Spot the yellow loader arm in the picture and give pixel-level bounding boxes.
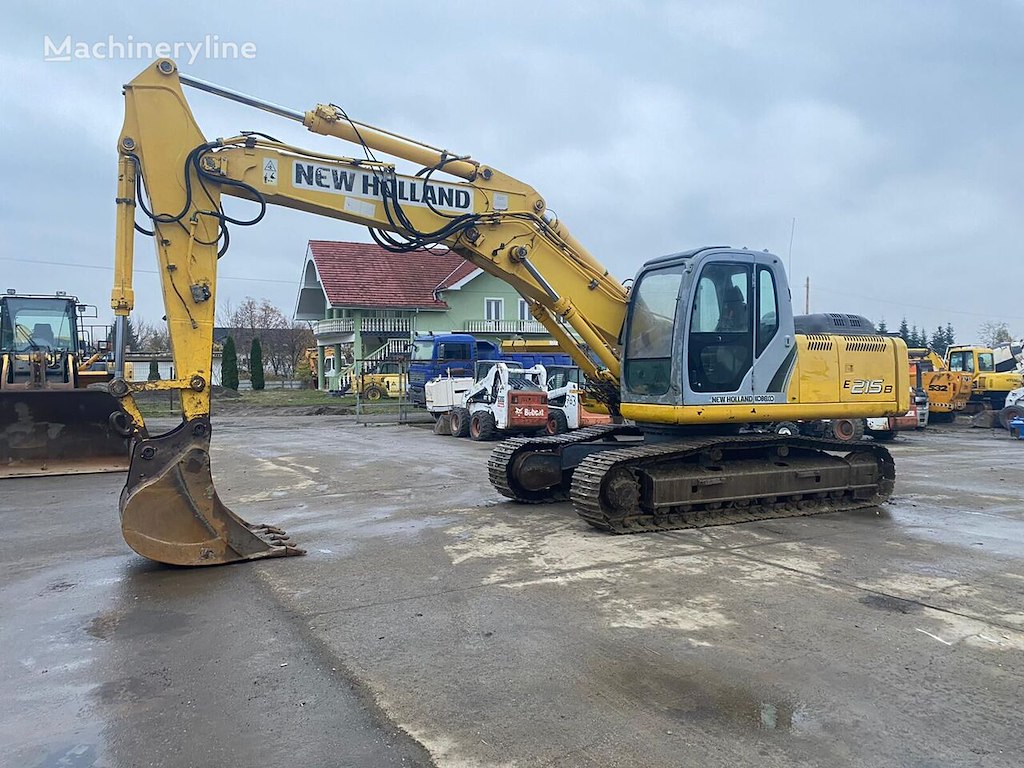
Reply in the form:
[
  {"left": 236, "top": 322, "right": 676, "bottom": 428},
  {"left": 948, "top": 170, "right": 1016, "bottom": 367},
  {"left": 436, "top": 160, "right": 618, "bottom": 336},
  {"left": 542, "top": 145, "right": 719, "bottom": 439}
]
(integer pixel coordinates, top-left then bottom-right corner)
[{"left": 111, "top": 59, "right": 630, "bottom": 565}]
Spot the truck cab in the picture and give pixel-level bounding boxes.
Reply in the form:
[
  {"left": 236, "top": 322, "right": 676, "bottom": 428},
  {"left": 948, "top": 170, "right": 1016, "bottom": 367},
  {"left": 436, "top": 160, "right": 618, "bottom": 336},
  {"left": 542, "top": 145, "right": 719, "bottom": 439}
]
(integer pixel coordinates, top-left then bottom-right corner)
[
  {"left": 407, "top": 333, "right": 495, "bottom": 405},
  {"left": 407, "top": 333, "right": 572, "bottom": 405}
]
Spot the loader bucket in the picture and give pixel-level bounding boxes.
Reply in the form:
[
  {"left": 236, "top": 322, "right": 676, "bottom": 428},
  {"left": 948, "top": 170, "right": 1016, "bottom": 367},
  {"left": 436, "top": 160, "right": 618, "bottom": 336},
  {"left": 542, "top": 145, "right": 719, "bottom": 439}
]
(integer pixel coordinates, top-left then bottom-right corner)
[
  {"left": 0, "top": 390, "right": 131, "bottom": 478},
  {"left": 119, "top": 417, "right": 305, "bottom": 566}
]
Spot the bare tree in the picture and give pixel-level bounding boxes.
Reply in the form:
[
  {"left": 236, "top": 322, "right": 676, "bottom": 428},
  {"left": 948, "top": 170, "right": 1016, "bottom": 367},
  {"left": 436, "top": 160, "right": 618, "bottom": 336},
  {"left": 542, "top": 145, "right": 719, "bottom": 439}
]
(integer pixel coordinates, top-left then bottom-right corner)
[
  {"left": 216, "top": 297, "right": 235, "bottom": 327},
  {"left": 226, "top": 298, "right": 312, "bottom": 379},
  {"left": 979, "top": 321, "right": 1014, "bottom": 348},
  {"left": 134, "top": 317, "right": 170, "bottom": 352},
  {"left": 265, "top": 323, "right": 315, "bottom": 378}
]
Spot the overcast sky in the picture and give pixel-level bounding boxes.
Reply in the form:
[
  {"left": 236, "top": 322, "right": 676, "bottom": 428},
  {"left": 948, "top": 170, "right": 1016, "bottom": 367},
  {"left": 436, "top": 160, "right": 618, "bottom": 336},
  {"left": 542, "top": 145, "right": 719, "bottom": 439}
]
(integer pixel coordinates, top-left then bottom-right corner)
[{"left": 1, "top": 1, "right": 1022, "bottom": 342}]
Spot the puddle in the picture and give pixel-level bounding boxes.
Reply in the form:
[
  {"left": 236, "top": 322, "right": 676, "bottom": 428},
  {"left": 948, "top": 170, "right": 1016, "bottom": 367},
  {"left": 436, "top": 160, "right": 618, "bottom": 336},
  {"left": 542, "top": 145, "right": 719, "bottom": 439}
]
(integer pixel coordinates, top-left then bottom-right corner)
[
  {"left": 85, "top": 609, "right": 189, "bottom": 641},
  {"left": 589, "top": 653, "right": 819, "bottom": 734},
  {"left": 90, "top": 676, "right": 151, "bottom": 706},
  {"left": 664, "top": 684, "right": 817, "bottom": 733},
  {"left": 859, "top": 593, "right": 924, "bottom": 614},
  {"left": 30, "top": 742, "right": 98, "bottom": 768}
]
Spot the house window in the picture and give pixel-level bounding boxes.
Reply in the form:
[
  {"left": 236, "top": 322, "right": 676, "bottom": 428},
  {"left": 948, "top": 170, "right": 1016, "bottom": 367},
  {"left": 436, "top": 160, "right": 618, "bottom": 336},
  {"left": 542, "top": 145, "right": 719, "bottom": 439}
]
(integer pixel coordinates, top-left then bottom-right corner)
[
  {"left": 518, "top": 299, "right": 531, "bottom": 322},
  {"left": 485, "top": 298, "right": 504, "bottom": 322}
]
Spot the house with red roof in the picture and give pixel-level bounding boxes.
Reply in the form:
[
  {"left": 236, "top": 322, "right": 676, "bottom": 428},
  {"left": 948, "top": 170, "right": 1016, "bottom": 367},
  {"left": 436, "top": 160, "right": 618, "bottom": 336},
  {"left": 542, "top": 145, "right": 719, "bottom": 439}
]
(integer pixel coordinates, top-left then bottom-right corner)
[{"left": 294, "top": 240, "right": 549, "bottom": 389}]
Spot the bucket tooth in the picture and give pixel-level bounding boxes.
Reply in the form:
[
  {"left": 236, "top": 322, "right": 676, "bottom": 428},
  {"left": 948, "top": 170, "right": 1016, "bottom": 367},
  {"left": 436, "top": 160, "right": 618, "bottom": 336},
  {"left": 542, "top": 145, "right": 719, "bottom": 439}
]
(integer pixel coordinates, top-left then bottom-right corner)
[{"left": 119, "top": 417, "right": 305, "bottom": 566}]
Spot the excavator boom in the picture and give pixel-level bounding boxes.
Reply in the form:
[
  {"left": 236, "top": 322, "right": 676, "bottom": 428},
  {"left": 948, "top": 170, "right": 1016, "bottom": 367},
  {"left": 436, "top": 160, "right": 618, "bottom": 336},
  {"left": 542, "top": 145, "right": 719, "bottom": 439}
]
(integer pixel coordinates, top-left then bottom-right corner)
[{"left": 111, "top": 59, "right": 630, "bottom": 565}]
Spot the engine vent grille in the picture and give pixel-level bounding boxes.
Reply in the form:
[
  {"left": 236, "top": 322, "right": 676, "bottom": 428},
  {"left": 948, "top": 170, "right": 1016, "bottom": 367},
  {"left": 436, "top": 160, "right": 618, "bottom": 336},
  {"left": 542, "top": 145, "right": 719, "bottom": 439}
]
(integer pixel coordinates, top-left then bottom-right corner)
[
  {"left": 805, "top": 334, "right": 833, "bottom": 351},
  {"left": 844, "top": 337, "right": 888, "bottom": 353}
]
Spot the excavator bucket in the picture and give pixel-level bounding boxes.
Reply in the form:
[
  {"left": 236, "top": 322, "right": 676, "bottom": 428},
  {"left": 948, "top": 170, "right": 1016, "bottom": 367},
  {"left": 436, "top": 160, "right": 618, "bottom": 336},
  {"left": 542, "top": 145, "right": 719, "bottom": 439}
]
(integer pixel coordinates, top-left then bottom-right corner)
[
  {"left": 0, "top": 390, "right": 131, "bottom": 478},
  {"left": 119, "top": 417, "right": 305, "bottom": 566}
]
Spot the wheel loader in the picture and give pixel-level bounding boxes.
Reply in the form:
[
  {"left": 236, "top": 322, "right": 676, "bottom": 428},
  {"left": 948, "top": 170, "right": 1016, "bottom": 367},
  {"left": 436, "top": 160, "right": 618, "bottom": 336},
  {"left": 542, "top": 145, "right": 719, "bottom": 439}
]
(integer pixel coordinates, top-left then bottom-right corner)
[
  {"left": 1, "top": 292, "right": 132, "bottom": 477},
  {"left": 103, "top": 60, "right": 909, "bottom": 565}
]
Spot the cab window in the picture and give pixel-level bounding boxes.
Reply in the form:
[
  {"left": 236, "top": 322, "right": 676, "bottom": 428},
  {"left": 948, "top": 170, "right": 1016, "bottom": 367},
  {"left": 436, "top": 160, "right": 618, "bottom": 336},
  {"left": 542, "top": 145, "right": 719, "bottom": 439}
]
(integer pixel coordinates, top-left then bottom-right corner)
[
  {"left": 438, "top": 342, "right": 470, "bottom": 361},
  {"left": 756, "top": 267, "right": 779, "bottom": 357},
  {"left": 949, "top": 351, "right": 973, "bottom": 373},
  {"left": 624, "top": 265, "right": 685, "bottom": 396},
  {"left": 687, "top": 263, "right": 752, "bottom": 393}
]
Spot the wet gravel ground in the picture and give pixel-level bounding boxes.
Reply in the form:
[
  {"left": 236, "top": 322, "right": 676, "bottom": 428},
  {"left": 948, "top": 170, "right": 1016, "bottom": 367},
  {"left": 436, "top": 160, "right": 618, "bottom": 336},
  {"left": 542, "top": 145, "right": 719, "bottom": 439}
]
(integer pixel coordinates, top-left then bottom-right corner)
[{"left": 2, "top": 417, "right": 1021, "bottom": 767}]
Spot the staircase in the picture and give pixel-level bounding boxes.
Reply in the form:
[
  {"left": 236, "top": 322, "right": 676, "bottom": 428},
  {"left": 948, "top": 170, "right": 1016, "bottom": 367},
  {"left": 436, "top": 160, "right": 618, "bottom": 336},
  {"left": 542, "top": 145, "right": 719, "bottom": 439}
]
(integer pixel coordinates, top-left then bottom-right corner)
[{"left": 331, "top": 338, "right": 410, "bottom": 392}]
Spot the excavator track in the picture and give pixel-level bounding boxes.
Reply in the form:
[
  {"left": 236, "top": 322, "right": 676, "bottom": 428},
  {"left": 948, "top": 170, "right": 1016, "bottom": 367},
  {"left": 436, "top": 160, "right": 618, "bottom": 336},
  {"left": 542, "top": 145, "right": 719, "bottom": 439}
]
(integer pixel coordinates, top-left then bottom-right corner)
[
  {"left": 570, "top": 435, "right": 895, "bottom": 533},
  {"left": 488, "top": 424, "right": 641, "bottom": 504}
]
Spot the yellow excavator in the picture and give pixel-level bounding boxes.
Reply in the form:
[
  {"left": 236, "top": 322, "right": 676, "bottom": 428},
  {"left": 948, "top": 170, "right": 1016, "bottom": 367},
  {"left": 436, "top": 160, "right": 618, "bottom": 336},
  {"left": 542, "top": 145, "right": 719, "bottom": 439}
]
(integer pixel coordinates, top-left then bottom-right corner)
[
  {"left": 944, "top": 345, "right": 1023, "bottom": 413},
  {"left": 906, "top": 348, "right": 973, "bottom": 422},
  {"left": 108, "top": 60, "right": 909, "bottom": 566}
]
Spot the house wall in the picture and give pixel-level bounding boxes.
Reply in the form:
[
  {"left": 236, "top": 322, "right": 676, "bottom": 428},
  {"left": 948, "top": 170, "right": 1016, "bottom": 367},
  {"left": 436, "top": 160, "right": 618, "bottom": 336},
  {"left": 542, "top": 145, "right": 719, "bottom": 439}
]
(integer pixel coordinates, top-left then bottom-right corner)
[{"left": 424, "top": 273, "right": 531, "bottom": 333}]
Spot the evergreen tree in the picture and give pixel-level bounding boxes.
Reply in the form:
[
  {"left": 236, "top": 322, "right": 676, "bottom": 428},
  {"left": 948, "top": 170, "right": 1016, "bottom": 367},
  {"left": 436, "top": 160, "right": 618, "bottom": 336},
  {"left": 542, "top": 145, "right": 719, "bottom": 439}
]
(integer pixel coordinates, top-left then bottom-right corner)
[
  {"left": 125, "top": 318, "right": 140, "bottom": 352},
  {"left": 898, "top": 317, "right": 910, "bottom": 342},
  {"left": 932, "top": 326, "right": 946, "bottom": 355},
  {"left": 876, "top": 318, "right": 889, "bottom": 334},
  {"left": 147, "top": 359, "right": 161, "bottom": 381},
  {"left": 222, "top": 336, "right": 239, "bottom": 390},
  {"left": 250, "top": 337, "right": 265, "bottom": 391},
  {"left": 107, "top": 318, "right": 141, "bottom": 352},
  {"left": 945, "top": 323, "right": 955, "bottom": 348},
  {"left": 908, "top": 325, "right": 920, "bottom": 347},
  {"left": 919, "top": 330, "right": 928, "bottom": 349}
]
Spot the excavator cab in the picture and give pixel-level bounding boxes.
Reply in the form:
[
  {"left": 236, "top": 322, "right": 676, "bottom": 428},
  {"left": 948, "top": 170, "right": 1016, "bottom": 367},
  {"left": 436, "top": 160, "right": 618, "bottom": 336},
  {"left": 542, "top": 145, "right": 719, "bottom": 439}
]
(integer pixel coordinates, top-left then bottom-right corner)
[
  {"left": 0, "top": 293, "right": 131, "bottom": 477},
  {"left": 622, "top": 248, "right": 794, "bottom": 411}
]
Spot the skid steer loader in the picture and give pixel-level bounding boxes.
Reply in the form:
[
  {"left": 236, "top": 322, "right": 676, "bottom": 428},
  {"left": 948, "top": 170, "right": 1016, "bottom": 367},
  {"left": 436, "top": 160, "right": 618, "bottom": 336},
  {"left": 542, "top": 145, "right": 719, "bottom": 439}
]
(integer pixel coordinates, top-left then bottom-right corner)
[{"left": 1, "top": 292, "right": 132, "bottom": 477}]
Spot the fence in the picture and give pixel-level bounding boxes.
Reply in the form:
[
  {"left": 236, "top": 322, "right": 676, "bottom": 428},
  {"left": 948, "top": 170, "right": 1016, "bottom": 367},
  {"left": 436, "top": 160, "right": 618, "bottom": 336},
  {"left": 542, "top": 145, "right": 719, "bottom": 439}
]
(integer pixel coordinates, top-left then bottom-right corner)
[{"left": 346, "top": 357, "right": 433, "bottom": 426}]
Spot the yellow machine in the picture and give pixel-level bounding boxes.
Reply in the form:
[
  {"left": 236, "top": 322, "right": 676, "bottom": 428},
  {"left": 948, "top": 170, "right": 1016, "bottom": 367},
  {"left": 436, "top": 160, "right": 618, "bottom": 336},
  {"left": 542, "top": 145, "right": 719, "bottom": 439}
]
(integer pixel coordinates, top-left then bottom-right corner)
[
  {"left": 307, "top": 346, "right": 405, "bottom": 398},
  {"left": 107, "top": 60, "right": 908, "bottom": 565},
  {"left": 945, "top": 345, "right": 1023, "bottom": 413},
  {"left": 906, "top": 348, "right": 972, "bottom": 422},
  {"left": 349, "top": 361, "right": 407, "bottom": 400},
  {"left": 1, "top": 292, "right": 131, "bottom": 477}
]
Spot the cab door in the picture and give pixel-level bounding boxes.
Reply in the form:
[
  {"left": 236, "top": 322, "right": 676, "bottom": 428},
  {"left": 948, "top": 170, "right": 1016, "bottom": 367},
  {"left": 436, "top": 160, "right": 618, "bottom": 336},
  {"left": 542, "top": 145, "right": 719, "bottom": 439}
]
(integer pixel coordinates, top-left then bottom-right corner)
[
  {"left": 749, "top": 253, "right": 796, "bottom": 402},
  {"left": 683, "top": 256, "right": 755, "bottom": 406}
]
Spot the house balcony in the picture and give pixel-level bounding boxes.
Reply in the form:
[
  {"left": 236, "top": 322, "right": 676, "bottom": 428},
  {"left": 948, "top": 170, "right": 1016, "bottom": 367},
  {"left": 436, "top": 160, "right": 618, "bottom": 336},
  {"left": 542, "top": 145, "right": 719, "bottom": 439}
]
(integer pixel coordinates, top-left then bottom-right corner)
[
  {"left": 314, "top": 317, "right": 413, "bottom": 337},
  {"left": 462, "top": 319, "right": 547, "bottom": 335}
]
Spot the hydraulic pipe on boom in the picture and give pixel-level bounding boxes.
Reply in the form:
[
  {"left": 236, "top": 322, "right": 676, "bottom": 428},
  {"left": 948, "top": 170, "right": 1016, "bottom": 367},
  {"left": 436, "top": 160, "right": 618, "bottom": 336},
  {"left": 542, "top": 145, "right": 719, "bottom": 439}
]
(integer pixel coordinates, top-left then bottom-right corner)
[{"left": 111, "top": 59, "right": 908, "bottom": 567}]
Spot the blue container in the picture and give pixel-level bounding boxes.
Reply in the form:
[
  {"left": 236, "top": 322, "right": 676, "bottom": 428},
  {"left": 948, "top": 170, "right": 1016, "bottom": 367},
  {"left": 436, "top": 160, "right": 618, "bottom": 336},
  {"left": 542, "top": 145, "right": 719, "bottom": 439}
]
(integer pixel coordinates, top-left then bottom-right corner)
[{"left": 1011, "top": 417, "right": 1024, "bottom": 440}]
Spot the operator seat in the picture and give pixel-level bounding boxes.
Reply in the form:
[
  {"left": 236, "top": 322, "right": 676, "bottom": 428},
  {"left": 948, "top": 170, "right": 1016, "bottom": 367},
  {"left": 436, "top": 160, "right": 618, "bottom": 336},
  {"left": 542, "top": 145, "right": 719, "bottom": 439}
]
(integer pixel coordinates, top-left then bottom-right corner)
[
  {"left": 717, "top": 287, "right": 748, "bottom": 332},
  {"left": 32, "top": 323, "right": 56, "bottom": 347},
  {"left": 691, "top": 286, "right": 752, "bottom": 392}
]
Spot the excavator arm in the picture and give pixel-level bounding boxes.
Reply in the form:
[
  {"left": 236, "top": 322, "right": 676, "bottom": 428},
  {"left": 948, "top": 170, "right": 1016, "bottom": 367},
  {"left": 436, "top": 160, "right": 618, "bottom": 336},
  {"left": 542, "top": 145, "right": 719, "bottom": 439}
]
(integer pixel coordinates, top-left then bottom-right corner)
[{"left": 112, "top": 59, "right": 629, "bottom": 565}]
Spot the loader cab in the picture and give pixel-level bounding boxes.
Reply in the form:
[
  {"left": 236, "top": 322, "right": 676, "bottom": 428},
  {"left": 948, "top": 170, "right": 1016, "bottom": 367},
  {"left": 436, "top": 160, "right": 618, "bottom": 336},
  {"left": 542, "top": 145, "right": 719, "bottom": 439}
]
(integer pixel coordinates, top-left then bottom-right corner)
[
  {"left": 542, "top": 365, "right": 584, "bottom": 392},
  {"left": 621, "top": 248, "right": 795, "bottom": 409},
  {"left": 1, "top": 295, "right": 80, "bottom": 354}
]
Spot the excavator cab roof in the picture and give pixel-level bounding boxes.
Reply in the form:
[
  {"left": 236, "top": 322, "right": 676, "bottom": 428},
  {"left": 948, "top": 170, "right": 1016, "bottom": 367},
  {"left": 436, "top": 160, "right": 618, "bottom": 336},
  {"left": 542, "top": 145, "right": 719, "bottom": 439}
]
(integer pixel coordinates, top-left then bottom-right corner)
[{"left": 639, "top": 245, "right": 737, "bottom": 270}]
